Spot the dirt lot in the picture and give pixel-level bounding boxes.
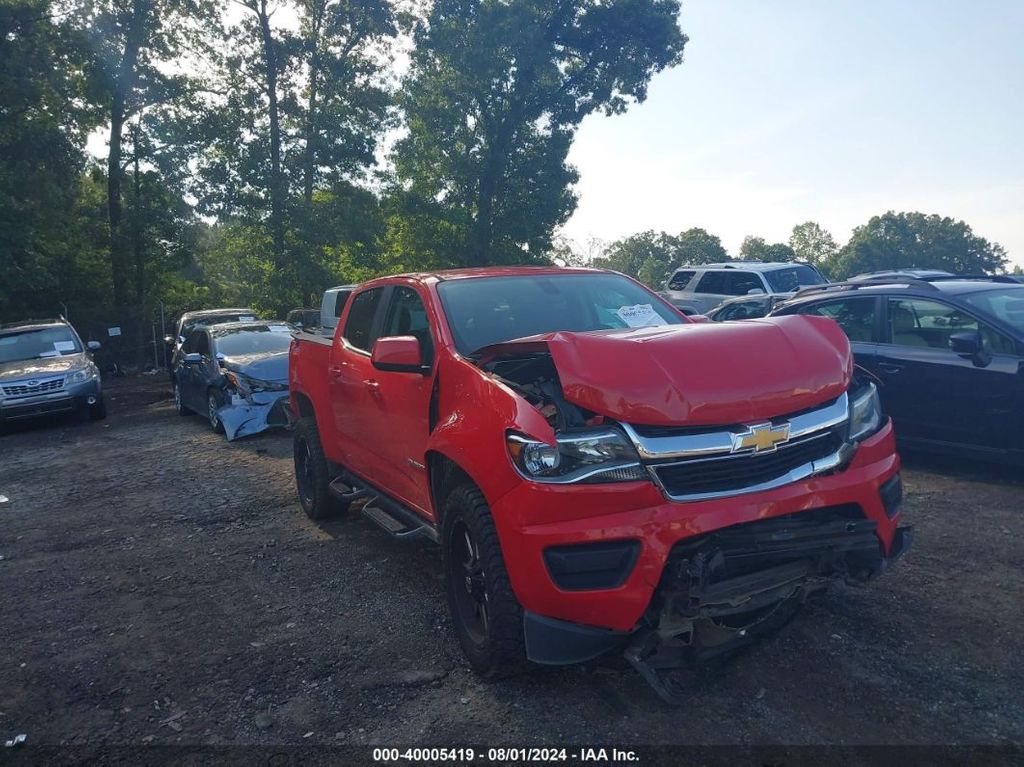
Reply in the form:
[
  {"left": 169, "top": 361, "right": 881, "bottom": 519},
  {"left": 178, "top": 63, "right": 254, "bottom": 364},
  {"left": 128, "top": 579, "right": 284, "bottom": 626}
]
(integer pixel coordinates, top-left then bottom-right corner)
[{"left": 0, "top": 374, "right": 1022, "bottom": 748}]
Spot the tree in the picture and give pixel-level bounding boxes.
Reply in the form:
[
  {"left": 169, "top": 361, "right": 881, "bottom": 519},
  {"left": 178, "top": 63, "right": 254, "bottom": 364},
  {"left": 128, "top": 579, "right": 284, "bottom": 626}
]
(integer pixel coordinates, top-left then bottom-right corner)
[
  {"left": 834, "top": 211, "right": 1008, "bottom": 279},
  {"left": 740, "top": 235, "right": 794, "bottom": 262},
  {"left": 789, "top": 221, "right": 838, "bottom": 276},
  {"left": 393, "top": 0, "right": 687, "bottom": 266},
  {"left": 73, "top": 0, "right": 214, "bottom": 317},
  {"left": 673, "top": 227, "right": 728, "bottom": 265},
  {"left": 0, "top": 0, "right": 101, "bottom": 319}
]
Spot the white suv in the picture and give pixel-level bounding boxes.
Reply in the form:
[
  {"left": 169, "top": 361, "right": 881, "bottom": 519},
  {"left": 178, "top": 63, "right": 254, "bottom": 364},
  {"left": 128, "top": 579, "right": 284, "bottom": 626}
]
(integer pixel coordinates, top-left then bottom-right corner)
[{"left": 661, "top": 261, "right": 828, "bottom": 315}]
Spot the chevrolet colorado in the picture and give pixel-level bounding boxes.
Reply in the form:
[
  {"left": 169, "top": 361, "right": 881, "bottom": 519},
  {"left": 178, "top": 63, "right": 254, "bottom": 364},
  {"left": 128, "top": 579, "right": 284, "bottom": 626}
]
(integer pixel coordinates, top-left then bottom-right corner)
[{"left": 288, "top": 267, "right": 912, "bottom": 702}]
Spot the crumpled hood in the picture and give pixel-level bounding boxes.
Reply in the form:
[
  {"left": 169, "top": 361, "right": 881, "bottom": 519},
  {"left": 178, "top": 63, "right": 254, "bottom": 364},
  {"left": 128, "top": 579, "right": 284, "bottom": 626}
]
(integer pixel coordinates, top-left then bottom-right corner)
[
  {"left": 222, "top": 352, "right": 289, "bottom": 383},
  {"left": 0, "top": 353, "right": 87, "bottom": 381},
  {"left": 477, "top": 315, "right": 852, "bottom": 426}
]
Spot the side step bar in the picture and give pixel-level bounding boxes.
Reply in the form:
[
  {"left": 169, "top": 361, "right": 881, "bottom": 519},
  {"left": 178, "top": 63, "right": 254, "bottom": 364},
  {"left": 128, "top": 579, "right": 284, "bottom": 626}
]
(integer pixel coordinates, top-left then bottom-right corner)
[{"left": 328, "top": 476, "right": 439, "bottom": 543}]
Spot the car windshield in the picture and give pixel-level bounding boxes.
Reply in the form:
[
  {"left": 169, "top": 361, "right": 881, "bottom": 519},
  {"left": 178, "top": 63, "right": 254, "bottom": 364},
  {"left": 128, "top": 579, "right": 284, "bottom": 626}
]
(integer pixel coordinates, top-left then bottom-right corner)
[
  {"left": 764, "top": 265, "right": 827, "bottom": 293},
  {"left": 961, "top": 288, "right": 1024, "bottom": 335},
  {"left": 213, "top": 326, "right": 293, "bottom": 356},
  {"left": 0, "top": 326, "right": 82, "bottom": 363},
  {"left": 183, "top": 313, "right": 256, "bottom": 336},
  {"left": 437, "top": 273, "right": 684, "bottom": 355}
]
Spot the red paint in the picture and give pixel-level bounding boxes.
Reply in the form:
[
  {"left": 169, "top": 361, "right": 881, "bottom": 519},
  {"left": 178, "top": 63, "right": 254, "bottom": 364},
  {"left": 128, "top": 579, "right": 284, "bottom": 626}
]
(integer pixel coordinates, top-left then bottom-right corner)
[{"left": 290, "top": 269, "right": 902, "bottom": 633}]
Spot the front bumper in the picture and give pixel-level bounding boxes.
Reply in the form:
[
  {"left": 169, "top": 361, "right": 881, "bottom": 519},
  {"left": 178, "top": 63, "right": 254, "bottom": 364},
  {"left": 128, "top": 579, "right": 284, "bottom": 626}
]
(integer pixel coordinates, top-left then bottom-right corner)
[
  {"left": 217, "top": 390, "right": 290, "bottom": 441},
  {"left": 492, "top": 420, "right": 906, "bottom": 637},
  {"left": 0, "top": 379, "right": 101, "bottom": 422}
]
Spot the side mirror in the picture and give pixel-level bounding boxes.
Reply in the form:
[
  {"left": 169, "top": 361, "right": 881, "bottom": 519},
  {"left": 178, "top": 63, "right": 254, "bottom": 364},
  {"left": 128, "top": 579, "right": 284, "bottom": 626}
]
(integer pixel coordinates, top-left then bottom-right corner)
[
  {"left": 371, "top": 336, "right": 425, "bottom": 374},
  {"left": 163, "top": 335, "right": 175, "bottom": 345},
  {"left": 688, "top": 314, "right": 712, "bottom": 324},
  {"left": 949, "top": 331, "right": 990, "bottom": 367},
  {"left": 215, "top": 352, "right": 226, "bottom": 366},
  {"left": 87, "top": 340, "right": 101, "bottom": 351},
  {"left": 183, "top": 352, "right": 203, "bottom": 365}
]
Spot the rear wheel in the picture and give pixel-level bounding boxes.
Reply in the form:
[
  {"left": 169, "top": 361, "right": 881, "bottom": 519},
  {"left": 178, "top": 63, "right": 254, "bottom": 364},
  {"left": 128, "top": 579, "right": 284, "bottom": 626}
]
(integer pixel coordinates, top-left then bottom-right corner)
[
  {"left": 207, "top": 389, "right": 225, "bottom": 433},
  {"left": 442, "top": 484, "right": 526, "bottom": 676},
  {"left": 293, "top": 416, "right": 347, "bottom": 520}
]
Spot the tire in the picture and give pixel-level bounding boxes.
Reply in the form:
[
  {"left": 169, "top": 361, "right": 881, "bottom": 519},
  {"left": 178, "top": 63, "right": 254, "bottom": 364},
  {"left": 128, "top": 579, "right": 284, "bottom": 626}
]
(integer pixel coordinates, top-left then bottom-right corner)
[
  {"left": 207, "top": 388, "right": 225, "bottom": 433},
  {"left": 88, "top": 397, "right": 107, "bottom": 420},
  {"left": 173, "top": 381, "right": 189, "bottom": 416},
  {"left": 441, "top": 484, "right": 526, "bottom": 676},
  {"left": 293, "top": 416, "right": 348, "bottom": 520}
]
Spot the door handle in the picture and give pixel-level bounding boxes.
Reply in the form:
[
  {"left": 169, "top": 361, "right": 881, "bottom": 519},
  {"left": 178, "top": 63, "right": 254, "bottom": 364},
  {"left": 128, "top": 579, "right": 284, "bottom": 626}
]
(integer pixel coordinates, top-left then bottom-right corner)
[
  {"left": 878, "top": 363, "right": 903, "bottom": 374},
  {"left": 363, "top": 379, "right": 380, "bottom": 390},
  {"left": 329, "top": 364, "right": 344, "bottom": 378}
]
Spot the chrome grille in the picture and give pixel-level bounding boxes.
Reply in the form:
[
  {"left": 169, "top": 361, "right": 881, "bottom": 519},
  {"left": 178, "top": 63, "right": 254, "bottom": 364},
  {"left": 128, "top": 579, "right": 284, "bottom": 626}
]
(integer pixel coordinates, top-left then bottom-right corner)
[
  {"left": 621, "top": 394, "right": 851, "bottom": 502},
  {"left": 2, "top": 377, "right": 66, "bottom": 398}
]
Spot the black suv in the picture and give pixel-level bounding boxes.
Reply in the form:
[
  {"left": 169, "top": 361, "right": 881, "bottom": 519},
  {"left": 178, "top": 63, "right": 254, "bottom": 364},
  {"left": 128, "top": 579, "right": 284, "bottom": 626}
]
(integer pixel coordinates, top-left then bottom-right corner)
[{"left": 771, "top": 276, "right": 1024, "bottom": 463}]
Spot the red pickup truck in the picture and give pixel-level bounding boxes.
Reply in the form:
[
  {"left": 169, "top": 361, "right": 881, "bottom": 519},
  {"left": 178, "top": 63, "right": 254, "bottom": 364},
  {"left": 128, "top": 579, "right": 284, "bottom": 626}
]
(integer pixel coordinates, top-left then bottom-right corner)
[{"left": 288, "top": 267, "right": 911, "bottom": 702}]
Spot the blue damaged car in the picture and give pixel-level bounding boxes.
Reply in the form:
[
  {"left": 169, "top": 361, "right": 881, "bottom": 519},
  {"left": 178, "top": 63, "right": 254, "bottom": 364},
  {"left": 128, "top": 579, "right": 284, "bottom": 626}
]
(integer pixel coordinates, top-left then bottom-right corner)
[{"left": 172, "top": 321, "right": 291, "bottom": 440}]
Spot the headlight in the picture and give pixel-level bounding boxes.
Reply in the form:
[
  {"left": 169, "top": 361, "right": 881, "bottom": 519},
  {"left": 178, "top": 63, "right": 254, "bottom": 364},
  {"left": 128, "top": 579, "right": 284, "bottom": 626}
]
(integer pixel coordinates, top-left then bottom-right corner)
[
  {"left": 506, "top": 428, "right": 648, "bottom": 484},
  {"left": 67, "top": 365, "right": 98, "bottom": 384},
  {"left": 849, "top": 382, "right": 883, "bottom": 442},
  {"left": 225, "top": 371, "right": 287, "bottom": 395}
]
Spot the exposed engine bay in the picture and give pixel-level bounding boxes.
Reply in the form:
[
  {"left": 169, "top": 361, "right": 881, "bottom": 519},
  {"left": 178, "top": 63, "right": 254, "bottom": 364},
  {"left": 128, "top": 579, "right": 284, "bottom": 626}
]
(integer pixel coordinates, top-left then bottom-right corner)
[{"left": 481, "top": 353, "right": 590, "bottom": 431}]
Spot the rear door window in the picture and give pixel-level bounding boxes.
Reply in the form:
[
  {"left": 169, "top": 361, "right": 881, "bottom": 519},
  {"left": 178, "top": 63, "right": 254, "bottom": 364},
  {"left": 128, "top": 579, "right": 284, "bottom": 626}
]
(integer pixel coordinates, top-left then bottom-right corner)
[
  {"left": 342, "top": 288, "right": 385, "bottom": 352},
  {"left": 695, "top": 271, "right": 728, "bottom": 294},
  {"left": 800, "top": 298, "right": 877, "bottom": 342}
]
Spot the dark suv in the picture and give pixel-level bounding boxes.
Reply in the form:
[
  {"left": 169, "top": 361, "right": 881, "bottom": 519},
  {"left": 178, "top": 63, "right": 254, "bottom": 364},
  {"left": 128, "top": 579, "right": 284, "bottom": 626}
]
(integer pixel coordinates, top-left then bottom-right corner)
[{"left": 771, "top": 276, "right": 1024, "bottom": 463}]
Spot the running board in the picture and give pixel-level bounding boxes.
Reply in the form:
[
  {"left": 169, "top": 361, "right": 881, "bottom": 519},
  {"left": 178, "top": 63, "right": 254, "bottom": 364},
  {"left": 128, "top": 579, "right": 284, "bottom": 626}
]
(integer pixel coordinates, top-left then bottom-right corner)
[{"left": 328, "top": 475, "right": 438, "bottom": 543}]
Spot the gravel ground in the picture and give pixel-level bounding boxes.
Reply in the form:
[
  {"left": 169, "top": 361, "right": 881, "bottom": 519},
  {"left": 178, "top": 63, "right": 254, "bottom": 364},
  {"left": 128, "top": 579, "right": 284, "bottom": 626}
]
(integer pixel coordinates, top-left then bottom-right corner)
[{"left": 0, "top": 374, "right": 1022, "bottom": 748}]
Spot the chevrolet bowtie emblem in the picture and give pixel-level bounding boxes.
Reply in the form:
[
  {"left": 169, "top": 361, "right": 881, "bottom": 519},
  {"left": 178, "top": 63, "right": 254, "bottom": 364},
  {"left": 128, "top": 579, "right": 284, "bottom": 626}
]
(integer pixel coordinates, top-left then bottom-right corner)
[{"left": 733, "top": 422, "right": 791, "bottom": 453}]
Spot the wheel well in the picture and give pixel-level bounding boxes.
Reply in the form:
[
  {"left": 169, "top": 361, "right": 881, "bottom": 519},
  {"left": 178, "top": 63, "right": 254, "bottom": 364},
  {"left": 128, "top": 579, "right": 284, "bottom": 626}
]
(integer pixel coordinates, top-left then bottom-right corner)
[
  {"left": 293, "top": 392, "right": 315, "bottom": 419},
  {"left": 427, "top": 452, "right": 475, "bottom": 521}
]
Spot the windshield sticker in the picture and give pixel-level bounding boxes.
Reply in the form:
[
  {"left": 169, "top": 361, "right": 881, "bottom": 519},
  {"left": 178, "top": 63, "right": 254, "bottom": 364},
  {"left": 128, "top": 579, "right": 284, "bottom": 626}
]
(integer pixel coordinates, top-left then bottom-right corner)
[
  {"left": 239, "top": 316, "right": 256, "bottom": 322},
  {"left": 53, "top": 341, "right": 76, "bottom": 352},
  {"left": 615, "top": 304, "right": 666, "bottom": 328}
]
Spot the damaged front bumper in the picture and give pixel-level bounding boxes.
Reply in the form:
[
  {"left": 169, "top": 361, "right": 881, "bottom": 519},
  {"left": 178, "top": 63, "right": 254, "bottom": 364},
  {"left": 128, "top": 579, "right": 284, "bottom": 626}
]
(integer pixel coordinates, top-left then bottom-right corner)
[{"left": 217, "top": 390, "right": 290, "bottom": 441}]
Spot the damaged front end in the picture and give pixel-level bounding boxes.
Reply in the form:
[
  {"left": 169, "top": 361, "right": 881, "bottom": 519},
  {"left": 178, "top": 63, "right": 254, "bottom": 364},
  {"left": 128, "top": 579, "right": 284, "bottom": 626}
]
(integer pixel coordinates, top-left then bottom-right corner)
[
  {"left": 625, "top": 506, "right": 912, "bottom": 704},
  {"left": 217, "top": 370, "right": 290, "bottom": 441}
]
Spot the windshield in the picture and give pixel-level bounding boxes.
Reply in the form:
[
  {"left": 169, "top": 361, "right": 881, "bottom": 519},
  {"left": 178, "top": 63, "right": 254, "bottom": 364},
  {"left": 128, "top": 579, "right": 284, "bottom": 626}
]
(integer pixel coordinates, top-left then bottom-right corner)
[
  {"left": 764, "top": 265, "right": 827, "bottom": 293},
  {"left": 183, "top": 312, "right": 256, "bottom": 336},
  {"left": 962, "top": 288, "right": 1024, "bottom": 335},
  {"left": 212, "top": 326, "right": 293, "bottom": 356},
  {"left": 0, "top": 326, "right": 83, "bottom": 363},
  {"left": 437, "top": 273, "right": 684, "bottom": 355}
]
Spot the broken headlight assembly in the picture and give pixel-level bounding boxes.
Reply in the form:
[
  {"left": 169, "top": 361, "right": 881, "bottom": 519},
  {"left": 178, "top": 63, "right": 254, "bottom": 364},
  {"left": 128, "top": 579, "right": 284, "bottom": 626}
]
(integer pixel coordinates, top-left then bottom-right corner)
[
  {"left": 225, "top": 371, "right": 287, "bottom": 397},
  {"left": 506, "top": 428, "right": 648, "bottom": 484},
  {"left": 848, "top": 381, "right": 883, "bottom": 442}
]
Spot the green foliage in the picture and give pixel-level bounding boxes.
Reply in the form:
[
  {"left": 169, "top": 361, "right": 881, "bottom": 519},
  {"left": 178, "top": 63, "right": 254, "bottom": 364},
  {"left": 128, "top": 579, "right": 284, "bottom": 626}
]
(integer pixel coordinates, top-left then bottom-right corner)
[
  {"left": 789, "top": 221, "right": 839, "bottom": 277},
  {"left": 393, "top": 0, "right": 687, "bottom": 266},
  {"left": 832, "top": 211, "right": 1008, "bottom": 279},
  {"left": 739, "top": 236, "right": 795, "bottom": 262},
  {"left": 593, "top": 227, "right": 727, "bottom": 287}
]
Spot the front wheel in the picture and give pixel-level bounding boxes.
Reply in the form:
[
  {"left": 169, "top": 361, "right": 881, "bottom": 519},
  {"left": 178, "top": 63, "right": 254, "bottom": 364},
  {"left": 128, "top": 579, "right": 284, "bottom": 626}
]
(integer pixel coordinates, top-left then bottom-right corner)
[
  {"left": 207, "top": 389, "right": 225, "bottom": 433},
  {"left": 173, "top": 382, "right": 189, "bottom": 416},
  {"left": 442, "top": 485, "right": 526, "bottom": 676}
]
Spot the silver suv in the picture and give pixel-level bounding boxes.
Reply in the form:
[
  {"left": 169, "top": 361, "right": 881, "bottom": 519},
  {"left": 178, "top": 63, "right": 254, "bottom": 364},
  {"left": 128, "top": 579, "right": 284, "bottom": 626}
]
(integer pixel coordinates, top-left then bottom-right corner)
[
  {"left": 661, "top": 261, "right": 828, "bottom": 315},
  {"left": 0, "top": 319, "right": 105, "bottom": 424}
]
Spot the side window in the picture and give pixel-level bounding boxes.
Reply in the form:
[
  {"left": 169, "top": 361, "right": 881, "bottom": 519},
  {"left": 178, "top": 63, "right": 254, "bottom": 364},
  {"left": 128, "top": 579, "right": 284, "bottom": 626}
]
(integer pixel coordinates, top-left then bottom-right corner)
[
  {"left": 724, "top": 271, "right": 765, "bottom": 296},
  {"left": 668, "top": 270, "right": 695, "bottom": 290},
  {"left": 343, "top": 288, "right": 384, "bottom": 352},
  {"left": 695, "top": 271, "right": 727, "bottom": 294},
  {"left": 182, "top": 331, "right": 198, "bottom": 353},
  {"left": 887, "top": 298, "right": 1015, "bottom": 354},
  {"left": 195, "top": 332, "right": 211, "bottom": 357},
  {"left": 381, "top": 287, "right": 435, "bottom": 365},
  {"left": 802, "top": 298, "right": 876, "bottom": 343}
]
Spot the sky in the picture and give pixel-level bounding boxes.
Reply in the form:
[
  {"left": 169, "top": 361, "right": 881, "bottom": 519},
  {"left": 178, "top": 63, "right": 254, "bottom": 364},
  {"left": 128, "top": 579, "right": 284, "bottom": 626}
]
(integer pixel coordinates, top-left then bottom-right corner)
[{"left": 560, "top": 0, "right": 1024, "bottom": 267}]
